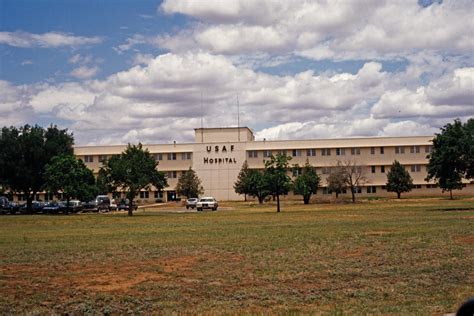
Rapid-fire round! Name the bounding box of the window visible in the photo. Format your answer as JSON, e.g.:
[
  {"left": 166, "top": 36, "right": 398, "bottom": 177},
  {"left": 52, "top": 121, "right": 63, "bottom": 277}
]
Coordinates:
[
  {"left": 322, "top": 167, "right": 331, "bottom": 174},
  {"left": 381, "top": 166, "right": 385, "bottom": 173},
  {"left": 292, "top": 149, "right": 301, "bottom": 157},
  {"left": 322, "top": 187, "right": 330, "bottom": 195},
  {"left": 154, "top": 191, "right": 163, "bottom": 199},
  {"left": 425, "top": 145, "right": 433, "bottom": 153},
  {"left": 44, "top": 192, "right": 54, "bottom": 201},
  {"left": 414, "top": 185, "right": 422, "bottom": 189},
  {"left": 411, "top": 165, "right": 421, "bottom": 172},
  {"left": 248, "top": 150, "right": 258, "bottom": 158},
  {"left": 351, "top": 147, "right": 360, "bottom": 155},
  {"left": 263, "top": 150, "right": 272, "bottom": 158},
  {"left": 307, "top": 148, "right": 316, "bottom": 156},
  {"left": 336, "top": 148, "right": 345, "bottom": 156},
  {"left": 84, "top": 155, "right": 94, "bottom": 163},
  {"left": 410, "top": 146, "right": 420, "bottom": 154},
  {"left": 353, "top": 187, "right": 362, "bottom": 194},
  {"left": 380, "top": 147, "right": 385, "bottom": 154},
  {"left": 367, "top": 186, "right": 377, "bottom": 193},
  {"left": 167, "top": 153, "right": 177, "bottom": 160},
  {"left": 98, "top": 155, "right": 107, "bottom": 163},
  {"left": 292, "top": 168, "right": 302, "bottom": 177},
  {"left": 381, "top": 185, "right": 386, "bottom": 190},
  {"left": 371, "top": 166, "right": 376, "bottom": 173},
  {"left": 277, "top": 150, "right": 287, "bottom": 156},
  {"left": 181, "top": 152, "right": 192, "bottom": 160},
  {"left": 395, "top": 146, "right": 405, "bottom": 154},
  {"left": 140, "top": 191, "right": 149, "bottom": 199},
  {"left": 321, "top": 148, "right": 331, "bottom": 156},
  {"left": 370, "top": 147, "right": 375, "bottom": 155},
  {"left": 166, "top": 171, "right": 177, "bottom": 178},
  {"left": 155, "top": 153, "right": 163, "bottom": 161}
]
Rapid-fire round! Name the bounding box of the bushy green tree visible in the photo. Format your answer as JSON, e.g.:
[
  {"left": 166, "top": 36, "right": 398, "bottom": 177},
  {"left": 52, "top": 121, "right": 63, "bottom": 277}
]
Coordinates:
[
  {"left": 386, "top": 160, "right": 413, "bottom": 199},
  {"left": 247, "top": 169, "right": 269, "bottom": 204},
  {"left": 426, "top": 119, "right": 471, "bottom": 199},
  {"left": 99, "top": 143, "right": 167, "bottom": 216},
  {"left": 0, "top": 125, "right": 74, "bottom": 212},
  {"left": 176, "top": 167, "right": 204, "bottom": 198},
  {"left": 234, "top": 160, "right": 251, "bottom": 201},
  {"left": 293, "top": 160, "right": 320, "bottom": 204},
  {"left": 264, "top": 153, "right": 292, "bottom": 212},
  {"left": 326, "top": 163, "right": 346, "bottom": 198},
  {"left": 44, "top": 155, "right": 96, "bottom": 212}
]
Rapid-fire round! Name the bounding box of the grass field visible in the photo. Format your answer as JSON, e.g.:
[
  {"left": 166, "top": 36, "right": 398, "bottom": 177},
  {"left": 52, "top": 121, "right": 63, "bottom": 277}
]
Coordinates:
[{"left": 0, "top": 197, "right": 473, "bottom": 314}]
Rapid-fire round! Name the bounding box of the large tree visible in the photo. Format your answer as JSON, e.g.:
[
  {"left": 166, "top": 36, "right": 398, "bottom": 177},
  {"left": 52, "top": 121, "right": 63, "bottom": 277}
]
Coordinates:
[
  {"left": 293, "top": 160, "right": 320, "bottom": 204},
  {"left": 234, "top": 160, "right": 251, "bottom": 201},
  {"left": 264, "top": 153, "right": 292, "bottom": 212},
  {"left": 99, "top": 143, "right": 167, "bottom": 216},
  {"left": 326, "top": 162, "right": 346, "bottom": 199},
  {"left": 176, "top": 167, "right": 204, "bottom": 198},
  {"left": 426, "top": 119, "right": 471, "bottom": 199},
  {"left": 0, "top": 125, "right": 74, "bottom": 212},
  {"left": 247, "top": 169, "right": 269, "bottom": 204},
  {"left": 340, "top": 160, "right": 367, "bottom": 203},
  {"left": 386, "top": 160, "right": 413, "bottom": 199},
  {"left": 44, "top": 155, "right": 97, "bottom": 212}
]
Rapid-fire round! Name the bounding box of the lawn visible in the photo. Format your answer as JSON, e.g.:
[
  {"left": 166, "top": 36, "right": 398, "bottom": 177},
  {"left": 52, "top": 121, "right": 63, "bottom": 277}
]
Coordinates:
[{"left": 0, "top": 197, "right": 473, "bottom": 314}]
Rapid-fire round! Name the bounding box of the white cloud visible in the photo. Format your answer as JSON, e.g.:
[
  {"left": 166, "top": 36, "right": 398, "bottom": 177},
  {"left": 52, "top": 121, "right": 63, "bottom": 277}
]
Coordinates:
[
  {"left": 21, "top": 60, "right": 33, "bottom": 66},
  {"left": 158, "top": 0, "right": 474, "bottom": 60},
  {"left": 0, "top": 31, "right": 103, "bottom": 48},
  {"left": 2, "top": 52, "right": 473, "bottom": 144},
  {"left": 70, "top": 66, "right": 100, "bottom": 79}
]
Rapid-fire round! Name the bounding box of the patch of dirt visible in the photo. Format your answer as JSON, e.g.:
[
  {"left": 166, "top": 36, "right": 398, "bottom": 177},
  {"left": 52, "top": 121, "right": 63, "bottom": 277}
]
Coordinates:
[
  {"left": 454, "top": 235, "right": 474, "bottom": 244},
  {"left": 364, "top": 231, "right": 393, "bottom": 236}
]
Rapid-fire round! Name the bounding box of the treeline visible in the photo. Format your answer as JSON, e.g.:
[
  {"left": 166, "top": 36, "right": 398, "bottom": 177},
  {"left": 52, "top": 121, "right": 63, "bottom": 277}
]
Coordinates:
[{"left": 0, "top": 125, "right": 167, "bottom": 216}]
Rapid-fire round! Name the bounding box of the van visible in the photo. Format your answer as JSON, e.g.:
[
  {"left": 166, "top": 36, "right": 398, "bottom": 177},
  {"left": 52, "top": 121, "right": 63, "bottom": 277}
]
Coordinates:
[{"left": 96, "top": 195, "right": 111, "bottom": 212}]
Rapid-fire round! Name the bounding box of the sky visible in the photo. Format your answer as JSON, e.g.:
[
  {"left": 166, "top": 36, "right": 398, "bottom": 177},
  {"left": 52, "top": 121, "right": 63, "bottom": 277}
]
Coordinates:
[{"left": 0, "top": 0, "right": 473, "bottom": 145}]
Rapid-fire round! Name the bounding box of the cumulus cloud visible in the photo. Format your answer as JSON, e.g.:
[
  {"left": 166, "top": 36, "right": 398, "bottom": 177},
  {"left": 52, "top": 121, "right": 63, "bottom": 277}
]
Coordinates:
[
  {"left": 158, "top": 0, "right": 473, "bottom": 60},
  {"left": 0, "top": 31, "right": 103, "bottom": 48},
  {"left": 70, "top": 66, "right": 100, "bottom": 79},
  {"left": 3, "top": 52, "right": 472, "bottom": 145}
]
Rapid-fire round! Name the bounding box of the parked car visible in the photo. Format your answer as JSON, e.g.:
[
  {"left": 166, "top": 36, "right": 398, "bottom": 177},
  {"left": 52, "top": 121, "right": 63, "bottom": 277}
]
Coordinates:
[
  {"left": 185, "top": 198, "right": 198, "bottom": 209},
  {"left": 83, "top": 195, "right": 111, "bottom": 212},
  {"left": 1, "top": 198, "right": 21, "bottom": 214},
  {"left": 43, "top": 201, "right": 66, "bottom": 214},
  {"left": 109, "top": 200, "right": 118, "bottom": 211},
  {"left": 118, "top": 199, "right": 138, "bottom": 211},
  {"left": 67, "top": 200, "right": 83, "bottom": 213},
  {"left": 196, "top": 197, "right": 218, "bottom": 211},
  {"left": 19, "top": 200, "right": 46, "bottom": 214}
]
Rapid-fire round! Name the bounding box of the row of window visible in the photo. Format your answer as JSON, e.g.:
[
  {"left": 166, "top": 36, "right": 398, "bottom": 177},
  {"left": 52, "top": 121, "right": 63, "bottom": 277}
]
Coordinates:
[
  {"left": 320, "top": 184, "right": 444, "bottom": 195},
  {"left": 139, "top": 191, "right": 164, "bottom": 199},
  {"left": 82, "top": 152, "right": 192, "bottom": 163},
  {"left": 248, "top": 145, "right": 433, "bottom": 159},
  {"left": 290, "top": 165, "right": 424, "bottom": 176}
]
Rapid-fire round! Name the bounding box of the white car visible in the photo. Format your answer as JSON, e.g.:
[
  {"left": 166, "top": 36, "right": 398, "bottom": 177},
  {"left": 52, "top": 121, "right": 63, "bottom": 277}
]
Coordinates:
[{"left": 196, "top": 197, "right": 218, "bottom": 211}]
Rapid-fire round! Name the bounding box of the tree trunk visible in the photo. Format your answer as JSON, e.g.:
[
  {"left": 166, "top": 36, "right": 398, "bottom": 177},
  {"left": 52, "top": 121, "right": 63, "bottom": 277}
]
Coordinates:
[
  {"left": 128, "top": 199, "right": 134, "bottom": 216},
  {"left": 450, "top": 190, "right": 453, "bottom": 200},
  {"left": 244, "top": 194, "right": 247, "bottom": 202},
  {"left": 26, "top": 191, "right": 34, "bottom": 214},
  {"left": 65, "top": 197, "right": 70, "bottom": 215},
  {"left": 336, "top": 192, "right": 339, "bottom": 199},
  {"left": 258, "top": 196, "right": 263, "bottom": 204},
  {"left": 397, "top": 192, "right": 401, "bottom": 199},
  {"left": 276, "top": 194, "right": 280, "bottom": 212},
  {"left": 351, "top": 187, "right": 356, "bottom": 203},
  {"left": 303, "top": 195, "right": 310, "bottom": 204}
]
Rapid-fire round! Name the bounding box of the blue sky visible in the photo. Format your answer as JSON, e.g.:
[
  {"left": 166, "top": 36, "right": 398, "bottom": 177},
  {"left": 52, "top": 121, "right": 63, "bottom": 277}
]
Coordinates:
[{"left": 0, "top": 0, "right": 473, "bottom": 144}]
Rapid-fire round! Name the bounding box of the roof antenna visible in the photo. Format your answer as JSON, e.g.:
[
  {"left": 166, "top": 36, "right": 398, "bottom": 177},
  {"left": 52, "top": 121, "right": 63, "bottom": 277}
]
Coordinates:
[
  {"left": 200, "top": 90, "right": 204, "bottom": 143},
  {"left": 237, "top": 94, "right": 240, "bottom": 141}
]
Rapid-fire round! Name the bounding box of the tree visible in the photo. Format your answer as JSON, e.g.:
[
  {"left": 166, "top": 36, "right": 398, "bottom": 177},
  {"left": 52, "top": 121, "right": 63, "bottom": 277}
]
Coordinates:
[
  {"left": 264, "top": 153, "right": 292, "bottom": 212},
  {"left": 340, "top": 160, "right": 367, "bottom": 203},
  {"left": 234, "top": 161, "right": 251, "bottom": 201},
  {"left": 44, "top": 155, "right": 96, "bottom": 212},
  {"left": 0, "top": 125, "right": 74, "bottom": 212},
  {"left": 462, "top": 118, "right": 474, "bottom": 179},
  {"left": 99, "top": 143, "right": 167, "bottom": 216},
  {"left": 247, "top": 169, "right": 269, "bottom": 204},
  {"left": 386, "top": 160, "right": 413, "bottom": 199},
  {"left": 326, "top": 162, "right": 346, "bottom": 199},
  {"left": 176, "top": 167, "right": 204, "bottom": 198},
  {"left": 293, "top": 160, "right": 320, "bottom": 204},
  {"left": 426, "top": 119, "right": 468, "bottom": 199}
]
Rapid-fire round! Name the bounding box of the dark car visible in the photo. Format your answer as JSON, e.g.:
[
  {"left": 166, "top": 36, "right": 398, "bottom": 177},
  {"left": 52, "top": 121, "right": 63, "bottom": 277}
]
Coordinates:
[
  {"left": 1, "top": 198, "right": 21, "bottom": 214},
  {"left": 118, "top": 199, "right": 138, "bottom": 211},
  {"left": 19, "top": 200, "right": 46, "bottom": 214},
  {"left": 82, "top": 195, "right": 111, "bottom": 212},
  {"left": 43, "top": 201, "right": 66, "bottom": 214}
]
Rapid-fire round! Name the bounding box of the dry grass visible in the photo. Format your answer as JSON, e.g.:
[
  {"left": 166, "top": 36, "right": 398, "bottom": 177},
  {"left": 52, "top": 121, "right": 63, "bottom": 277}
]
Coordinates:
[{"left": 0, "top": 197, "right": 473, "bottom": 314}]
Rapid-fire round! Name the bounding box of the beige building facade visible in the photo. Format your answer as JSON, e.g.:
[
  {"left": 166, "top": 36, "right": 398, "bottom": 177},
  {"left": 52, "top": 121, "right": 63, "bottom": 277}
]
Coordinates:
[{"left": 66, "top": 127, "right": 474, "bottom": 203}]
